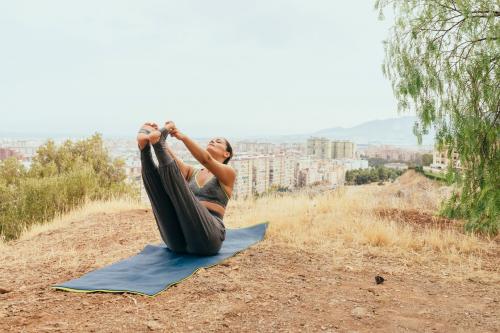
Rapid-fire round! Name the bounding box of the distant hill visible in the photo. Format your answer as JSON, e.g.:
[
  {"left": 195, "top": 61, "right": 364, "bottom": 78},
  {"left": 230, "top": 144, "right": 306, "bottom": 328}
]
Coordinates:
[
  {"left": 242, "top": 116, "right": 436, "bottom": 146},
  {"left": 2, "top": 116, "right": 436, "bottom": 146},
  {"left": 313, "top": 116, "right": 435, "bottom": 146}
]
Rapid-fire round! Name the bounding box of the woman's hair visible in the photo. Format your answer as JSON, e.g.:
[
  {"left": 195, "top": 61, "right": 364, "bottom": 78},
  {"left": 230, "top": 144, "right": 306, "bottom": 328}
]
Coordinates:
[{"left": 223, "top": 138, "right": 233, "bottom": 164}]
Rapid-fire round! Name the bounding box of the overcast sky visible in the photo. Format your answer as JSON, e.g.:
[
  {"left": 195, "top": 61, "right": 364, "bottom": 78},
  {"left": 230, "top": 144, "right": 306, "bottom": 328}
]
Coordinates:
[{"left": 0, "top": 1, "right": 401, "bottom": 138}]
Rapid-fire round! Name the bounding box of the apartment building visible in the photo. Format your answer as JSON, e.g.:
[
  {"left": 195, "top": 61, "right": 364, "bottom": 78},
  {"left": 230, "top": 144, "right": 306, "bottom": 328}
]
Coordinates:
[
  {"left": 229, "top": 157, "right": 254, "bottom": 199},
  {"left": 307, "top": 137, "right": 357, "bottom": 159},
  {"left": 432, "top": 147, "right": 461, "bottom": 170},
  {"left": 306, "top": 137, "right": 332, "bottom": 159},
  {"left": 252, "top": 155, "right": 271, "bottom": 195},
  {"left": 269, "top": 154, "right": 295, "bottom": 189},
  {"left": 235, "top": 141, "right": 275, "bottom": 155},
  {"left": 334, "top": 159, "right": 369, "bottom": 171},
  {"left": 229, "top": 153, "right": 298, "bottom": 199},
  {"left": 0, "top": 148, "right": 20, "bottom": 161},
  {"left": 296, "top": 157, "right": 346, "bottom": 188},
  {"left": 331, "top": 140, "right": 356, "bottom": 159},
  {"left": 360, "top": 145, "right": 428, "bottom": 162}
]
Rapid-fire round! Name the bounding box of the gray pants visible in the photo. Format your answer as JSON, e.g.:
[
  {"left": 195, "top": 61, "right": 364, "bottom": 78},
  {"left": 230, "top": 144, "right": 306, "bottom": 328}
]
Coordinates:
[{"left": 140, "top": 141, "right": 226, "bottom": 256}]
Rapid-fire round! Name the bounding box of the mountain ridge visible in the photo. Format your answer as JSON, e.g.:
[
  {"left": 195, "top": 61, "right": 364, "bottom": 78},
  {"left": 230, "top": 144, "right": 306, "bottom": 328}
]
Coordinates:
[
  {"left": 1, "top": 116, "right": 436, "bottom": 146},
  {"left": 313, "top": 116, "right": 435, "bottom": 145}
]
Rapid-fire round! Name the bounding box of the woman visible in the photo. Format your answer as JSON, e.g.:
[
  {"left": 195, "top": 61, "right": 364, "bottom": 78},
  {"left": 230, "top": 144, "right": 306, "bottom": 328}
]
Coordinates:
[{"left": 137, "top": 121, "right": 236, "bottom": 256}]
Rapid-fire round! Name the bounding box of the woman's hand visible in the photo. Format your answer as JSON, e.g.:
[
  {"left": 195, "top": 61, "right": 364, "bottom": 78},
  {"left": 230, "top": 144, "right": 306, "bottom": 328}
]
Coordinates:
[
  {"left": 165, "top": 121, "right": 176, "bottom": 132},
  {"left": 169, "top": 127, "right": 186, "bottom": 141},
  {"left": 163, "top": 120, "right": 184, "bottom": 140}
]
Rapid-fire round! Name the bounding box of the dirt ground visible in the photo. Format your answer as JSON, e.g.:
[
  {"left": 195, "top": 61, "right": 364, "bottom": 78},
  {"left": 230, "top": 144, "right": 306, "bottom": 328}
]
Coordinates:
[{"left": 0, "top": 208, "right": 499, "bottom": 333}]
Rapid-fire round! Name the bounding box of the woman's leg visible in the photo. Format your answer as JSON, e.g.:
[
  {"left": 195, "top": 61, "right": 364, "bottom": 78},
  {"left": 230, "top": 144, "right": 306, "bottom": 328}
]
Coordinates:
[
  {"left": 151, "top": 136, "right": 225, "bottom": 256},
  {"left": 140, "top": 144, "right": 187, "bottom": 252}
]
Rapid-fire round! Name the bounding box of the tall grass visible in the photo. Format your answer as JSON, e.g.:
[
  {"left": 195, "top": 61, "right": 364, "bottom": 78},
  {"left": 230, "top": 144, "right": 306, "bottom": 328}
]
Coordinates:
[
  {"left": 225, "top": 171, "right": 494, "bottom": 261},
  {"left": 0, "top": 167, "right": 136, "bottom": 242},
  {"left": 15, "top": 197, "right": 147, "bottom": 242}
]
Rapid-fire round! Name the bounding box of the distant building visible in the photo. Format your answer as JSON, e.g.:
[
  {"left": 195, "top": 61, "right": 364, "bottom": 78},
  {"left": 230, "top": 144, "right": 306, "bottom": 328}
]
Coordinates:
[
  {"left": 229, "top": 153, "right": 298, "bottom": 199},
  {"left": 229, "top": 157, "right": 254, "bottom": 199},
  {"left": 235, "top": 141, "right": 275, "bottom": 155},
  {"left": 252, "top": 156, "right": 271, "bottom": 195},
  {"left": 296, "top": 157, "right": 346, "bottom": 188},
  {"left": 307, "top": 137, "right": 332, "bottom": 159},
  {"left": 425, "top": 146, "right": 461, "bottom": 173},
  {"left": 384, "top": 162, "right": 408, "bottom": 170},
  {"left": 0, "top": 148, "right": 21, "bottom": 161},
  {"left": 306, "top": 137, "right": 356, "bottom": 159},
  {"left": 331, "top": 140, "right": 356, "bottom": 159},
  {"left": 359, "top": 144, "right": 430, "bottom": 162},
  {"left": 333, "top": 159, "right": 369, "bottom": 171}
]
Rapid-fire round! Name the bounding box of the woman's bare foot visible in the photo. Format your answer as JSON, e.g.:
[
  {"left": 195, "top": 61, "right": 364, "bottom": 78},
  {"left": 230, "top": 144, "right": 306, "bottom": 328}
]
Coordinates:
[
  {"left": 148, "top": 128, "right": 161, "bottom": 145},
  {"left": 137, "top": 122, "right": 158, "bottom": 150},
  {"left": 149, "top": 121, "right": 175, "bottom": 145}
]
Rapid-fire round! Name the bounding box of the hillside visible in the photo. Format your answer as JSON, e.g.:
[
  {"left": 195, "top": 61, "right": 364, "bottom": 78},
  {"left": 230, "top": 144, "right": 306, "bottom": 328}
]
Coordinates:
[
  {"left": 0, "top": 171, "right": 498, "bottom": 332},
  {"left": 314, "top": 116, "right": 436, "bottom": 146},
  {"left": 248, "top": 116, "right": 436, "bottom": 145}
]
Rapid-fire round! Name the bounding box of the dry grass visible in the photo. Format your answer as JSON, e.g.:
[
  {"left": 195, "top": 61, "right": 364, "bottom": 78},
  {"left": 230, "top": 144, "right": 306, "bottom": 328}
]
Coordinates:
[
  {"left": 1, "top": 171, "right": 497, "bottom": 284},
  {"left": 224, "top": 171, "right": 498, "bottom": 282},
  {"left": 1, "top": 197, "right": 147, "bottom": 245},
  {"left": 0, "top": 198, "right": 151, "bottom": 283}
]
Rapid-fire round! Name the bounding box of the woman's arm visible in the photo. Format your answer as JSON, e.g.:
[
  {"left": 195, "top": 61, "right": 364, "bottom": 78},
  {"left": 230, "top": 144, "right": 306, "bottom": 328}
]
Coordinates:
[
  {"left": 169, "top": 126, "right": 235, "bottom": 187},
  {"left": 164, "top": 143, "right": 195, "bottom": 181}
]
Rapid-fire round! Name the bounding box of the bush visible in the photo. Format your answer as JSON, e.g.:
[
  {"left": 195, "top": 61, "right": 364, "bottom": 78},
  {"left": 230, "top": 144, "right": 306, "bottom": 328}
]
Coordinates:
[
  {"left": 345, "top": 166, "right": 404, "bottom": 185},
  {"left": 0, "top": 134, "right": 136, "bottom": 241}
]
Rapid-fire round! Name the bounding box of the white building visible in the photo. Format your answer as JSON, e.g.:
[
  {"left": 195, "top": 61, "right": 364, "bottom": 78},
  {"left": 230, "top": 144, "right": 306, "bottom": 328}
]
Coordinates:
[
  {"left": 229, "top": 157, "right": 254, "bottom": 199},
  {"left": 334, "top": 159, "right": 369, "bottom": 171},
  {"left": 252, "top": 156, "right": 271, "bottom": 195}
]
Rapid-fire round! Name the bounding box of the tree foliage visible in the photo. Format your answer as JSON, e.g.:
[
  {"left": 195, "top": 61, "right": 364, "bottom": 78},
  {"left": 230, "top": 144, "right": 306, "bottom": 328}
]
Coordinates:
[
  {"left": 29, "top": 133, "right": 129, "bottom": 195},
  {"left": 345, "top": 166, "right": 404, "bottom": 185},
  {"left": 0, "top": 157, "right": 26, "bottom": 187},
  {"left": 0, "top": 134, "right": 137, "bottom": 241},
  {"left": 421, "top": 153, "right": 433, "bottom": 166},
  {"left": 376, "top": 0, "right": 499, "bottom": 234}
]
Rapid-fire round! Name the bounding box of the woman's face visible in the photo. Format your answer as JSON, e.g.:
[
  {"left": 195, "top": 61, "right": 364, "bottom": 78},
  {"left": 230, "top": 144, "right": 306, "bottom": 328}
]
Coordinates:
[{"left": 207, "top": 137, "right": 229, "bottom": 160}]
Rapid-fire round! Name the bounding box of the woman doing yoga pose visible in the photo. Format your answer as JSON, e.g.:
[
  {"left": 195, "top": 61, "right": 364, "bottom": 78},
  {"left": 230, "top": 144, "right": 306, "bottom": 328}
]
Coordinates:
[{"left": 137, "top": 121, "right": 236, "bottom": 256}]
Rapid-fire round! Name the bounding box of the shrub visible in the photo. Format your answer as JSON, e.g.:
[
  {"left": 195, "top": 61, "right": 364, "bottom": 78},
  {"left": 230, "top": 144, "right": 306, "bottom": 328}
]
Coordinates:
[{"left": 0, "top": 134, "right": 136, "bottom": 241}]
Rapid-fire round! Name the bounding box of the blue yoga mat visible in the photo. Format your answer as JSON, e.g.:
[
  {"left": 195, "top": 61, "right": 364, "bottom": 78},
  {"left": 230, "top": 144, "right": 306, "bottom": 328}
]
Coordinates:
[{"left": 52, "top": 222, "right": 268, "bottom": 296}]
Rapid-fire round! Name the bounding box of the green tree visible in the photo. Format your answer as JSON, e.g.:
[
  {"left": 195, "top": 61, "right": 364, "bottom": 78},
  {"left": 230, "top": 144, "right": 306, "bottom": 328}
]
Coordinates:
[
  {"left": 376, "top": 1, "right": 499, "bottom": 235},
  {"left": 0, "top": 157, "right": 26, "bottom": 186},
  {"left": 377, "top": 166, "right": 388, "bottom": 181},
  {"left": 29, "top": 133, "right": 129, "bottom": 196},
  {"left": 421, "top": 153, "right": 433, "bottom": 166},
  {"left": 368, "top": 157, "right": 388, "bottom": 167},
  {"left": 0, "top": 133, "right": 136, "bottom": 241}
]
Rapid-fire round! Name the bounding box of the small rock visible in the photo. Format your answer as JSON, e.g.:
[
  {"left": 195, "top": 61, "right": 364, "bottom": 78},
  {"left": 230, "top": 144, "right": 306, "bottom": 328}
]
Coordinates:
[
  {"left": 375, "top": 276, "right": 385, "bottom": 284},
  {"left": 146, "top": 320, "right": 165, "bottom": 331},
  {"left": 0, "top": 288, "right": 10, "bottom": 294}
]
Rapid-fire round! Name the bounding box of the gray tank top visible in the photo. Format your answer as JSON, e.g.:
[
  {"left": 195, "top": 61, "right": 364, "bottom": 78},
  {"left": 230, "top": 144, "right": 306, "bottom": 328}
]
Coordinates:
[{"left": 188, "top": 168, "right": 230, "bottom": 208}]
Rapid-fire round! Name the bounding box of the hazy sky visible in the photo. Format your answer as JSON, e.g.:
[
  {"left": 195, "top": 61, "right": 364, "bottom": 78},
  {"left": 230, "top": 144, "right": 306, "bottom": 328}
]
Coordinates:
[{"left": 0, "top": 1, "right": 401, "bottom": 138}]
